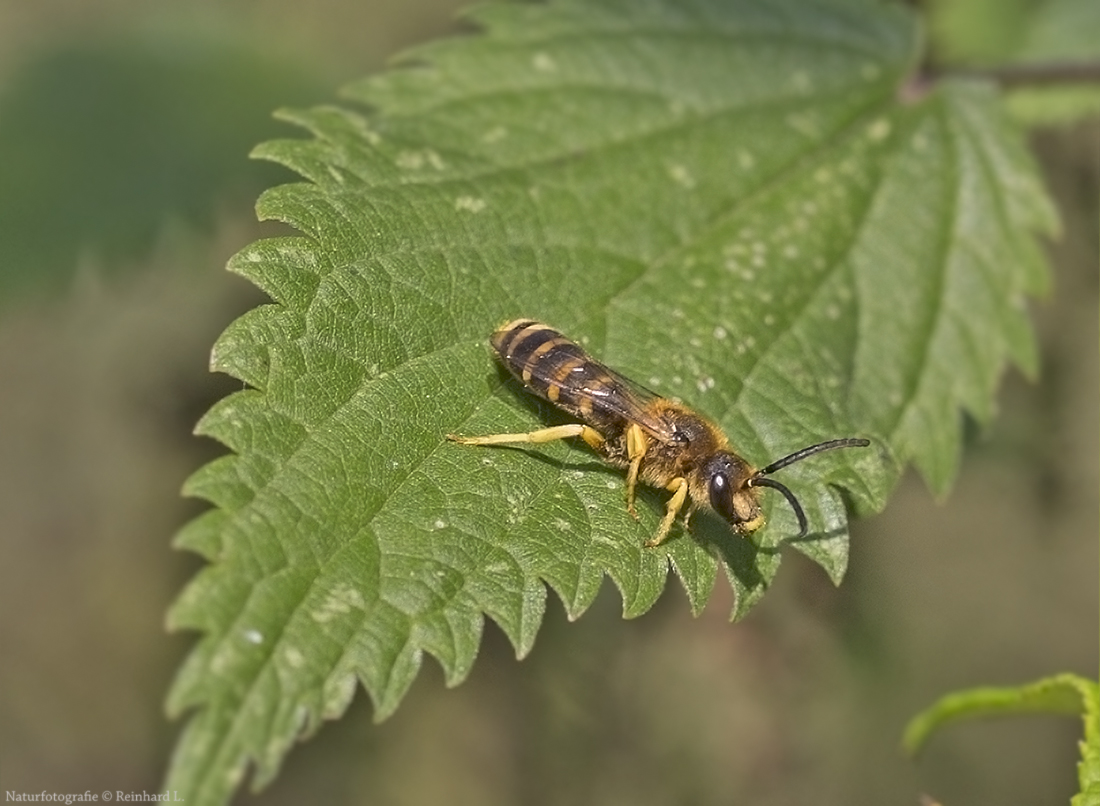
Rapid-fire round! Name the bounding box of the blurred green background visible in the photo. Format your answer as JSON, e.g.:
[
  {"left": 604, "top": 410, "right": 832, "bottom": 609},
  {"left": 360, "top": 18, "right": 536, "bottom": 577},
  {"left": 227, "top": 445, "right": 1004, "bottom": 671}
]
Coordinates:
[{"left": 0, "top": 2, "right": 1095, "bottom": 804}]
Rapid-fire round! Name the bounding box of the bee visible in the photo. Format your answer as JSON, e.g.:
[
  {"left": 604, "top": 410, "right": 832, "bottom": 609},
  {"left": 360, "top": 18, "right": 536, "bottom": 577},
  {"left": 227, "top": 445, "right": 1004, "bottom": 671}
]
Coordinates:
[{"left": 448, "top": 319, "right": 869, "bottom": 548}]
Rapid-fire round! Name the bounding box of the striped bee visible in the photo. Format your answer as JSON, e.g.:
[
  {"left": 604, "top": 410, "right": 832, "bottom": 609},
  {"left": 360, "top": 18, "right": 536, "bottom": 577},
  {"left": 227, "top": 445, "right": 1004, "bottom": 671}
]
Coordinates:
[{"left": 448, "top": 319, "right": 869, "bottom": 547}]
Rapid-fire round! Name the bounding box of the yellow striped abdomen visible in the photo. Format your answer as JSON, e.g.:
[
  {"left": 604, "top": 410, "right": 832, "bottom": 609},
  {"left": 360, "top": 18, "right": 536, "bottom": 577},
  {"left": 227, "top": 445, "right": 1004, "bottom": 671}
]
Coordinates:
[{"left": 490, "top": 319, "right": 621, "bottom": 427}]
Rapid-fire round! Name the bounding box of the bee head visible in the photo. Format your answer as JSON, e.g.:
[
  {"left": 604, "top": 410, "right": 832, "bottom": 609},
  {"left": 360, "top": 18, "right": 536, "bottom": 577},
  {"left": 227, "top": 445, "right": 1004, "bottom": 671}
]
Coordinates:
[
  {"left": 702, "top": 452, "right": 765, "bottom": 533},
  {"left": 705, "top": 438, "right": 870, "bottom": 538}
]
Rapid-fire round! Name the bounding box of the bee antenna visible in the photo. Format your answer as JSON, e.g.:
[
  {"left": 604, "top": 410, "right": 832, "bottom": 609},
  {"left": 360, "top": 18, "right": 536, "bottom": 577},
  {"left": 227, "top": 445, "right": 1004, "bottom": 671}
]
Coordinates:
[
  {"left": 757, "top": 438, "right": 870, "bottom": 477},
  {"left": 748, "top": 478, "right": 808, "bottom": 537},
  {"left": 750, "top": 438, "right": 869, "bottom": 537}
]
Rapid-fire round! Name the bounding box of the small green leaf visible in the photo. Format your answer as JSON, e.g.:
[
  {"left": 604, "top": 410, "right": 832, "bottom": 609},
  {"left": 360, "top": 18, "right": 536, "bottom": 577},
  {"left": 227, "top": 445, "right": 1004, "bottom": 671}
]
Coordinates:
[
  {"left": 1006, "top": 0, "right": 1100, "bottom": 125},
  {"left": 166, "top": 1, "right": 1057, "bottom": 803},
  {"left": 904, "top": 673, "right": 1100, "bottom": 806},
  {"left": 929, "top": 0, "right": 1100, "bottom": 125}
]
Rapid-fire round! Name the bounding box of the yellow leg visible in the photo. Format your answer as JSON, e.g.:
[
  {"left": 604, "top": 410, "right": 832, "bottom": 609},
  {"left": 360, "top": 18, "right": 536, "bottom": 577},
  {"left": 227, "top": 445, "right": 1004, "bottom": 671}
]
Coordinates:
[
  {"left": 624, "top": 423, "right": 648, "bottom": 519},
  {"left": 644, "top": 477, "right": 688, "bottom": 548},
  {"left": 448, "top": 424, "right": 605, "bottom": 450}
]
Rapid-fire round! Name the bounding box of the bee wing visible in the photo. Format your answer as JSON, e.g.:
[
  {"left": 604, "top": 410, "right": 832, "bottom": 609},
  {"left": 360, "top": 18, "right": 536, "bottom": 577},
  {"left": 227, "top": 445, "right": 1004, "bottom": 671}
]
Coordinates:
[
  {"left": 526, "top": 356, "right": 683, "bottom": 445},
  {"left": 587, "top": 370, "right": 684, "bottom": 444}
]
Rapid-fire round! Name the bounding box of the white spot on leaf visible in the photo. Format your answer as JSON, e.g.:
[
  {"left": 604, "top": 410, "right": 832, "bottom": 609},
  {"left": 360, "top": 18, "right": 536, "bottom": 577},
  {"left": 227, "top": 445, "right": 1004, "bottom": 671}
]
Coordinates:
[
  {"left": 284, "top": 647, "right": 305, "bottom": 668},
  {"left": 311, "top": 584, "right": 366, "bottom": 624},
  {"left": 867, "top": 118, "right": 891, "bottom": 142},
  {"left": 790, "top": 70, "right": 812, "bottom": 92},
  {"left": 532, "top": 52, "right": 557, "bottom": 72},
  {"left": 785, "top": 112, "right": 819, "bottom": 137},
  {"left": 455, "top": 196, "right": 487, "bottom": 213},
  {"left": 668, "top": 164, "right": 695, "bottom": 188}
]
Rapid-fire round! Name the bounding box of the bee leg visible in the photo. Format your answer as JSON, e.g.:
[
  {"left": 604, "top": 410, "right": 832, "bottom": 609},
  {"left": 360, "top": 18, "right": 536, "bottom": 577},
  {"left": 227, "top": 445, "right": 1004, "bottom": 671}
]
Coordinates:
[
  {"left": 682, "top": 502, "right": 697, "bottom": 531},
  {"left": 447, "top": 424, "right": 605, "bottom": 449},
  {"left": 624, "top": 423, "right": 648, "bottom": 520},
  {"left": 644, "top": 477, "right": 688, "bottom": 548}
]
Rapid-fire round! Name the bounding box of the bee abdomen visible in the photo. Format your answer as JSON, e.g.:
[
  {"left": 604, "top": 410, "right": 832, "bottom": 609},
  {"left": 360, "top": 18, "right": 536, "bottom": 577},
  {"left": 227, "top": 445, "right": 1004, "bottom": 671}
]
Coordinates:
[{"left": 490, "top": 319, "right": 613, "bottom": 414}]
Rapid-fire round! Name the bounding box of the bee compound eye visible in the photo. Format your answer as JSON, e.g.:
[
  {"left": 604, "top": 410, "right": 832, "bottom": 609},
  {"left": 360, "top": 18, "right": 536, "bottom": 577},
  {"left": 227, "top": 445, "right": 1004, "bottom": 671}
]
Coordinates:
[{"left": 708, "top": 471, "right": 735, "bottom": 520}]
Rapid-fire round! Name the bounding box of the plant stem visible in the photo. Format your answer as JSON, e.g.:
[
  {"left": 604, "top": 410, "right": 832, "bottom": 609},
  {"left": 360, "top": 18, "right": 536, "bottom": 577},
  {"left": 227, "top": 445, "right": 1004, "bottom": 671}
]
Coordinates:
[{"left": 935, "top": 60, "right": 1100, "bottom": 89}]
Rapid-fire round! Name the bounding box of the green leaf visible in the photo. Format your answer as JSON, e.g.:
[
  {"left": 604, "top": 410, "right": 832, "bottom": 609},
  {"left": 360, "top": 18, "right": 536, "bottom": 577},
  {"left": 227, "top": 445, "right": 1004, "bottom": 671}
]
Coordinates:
[
  {"left": 903, "top": 673, "right": 1100, "bottom": 806},
  {"left": 166, "top": 1, "right": 1056, "bottom": 802}
]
